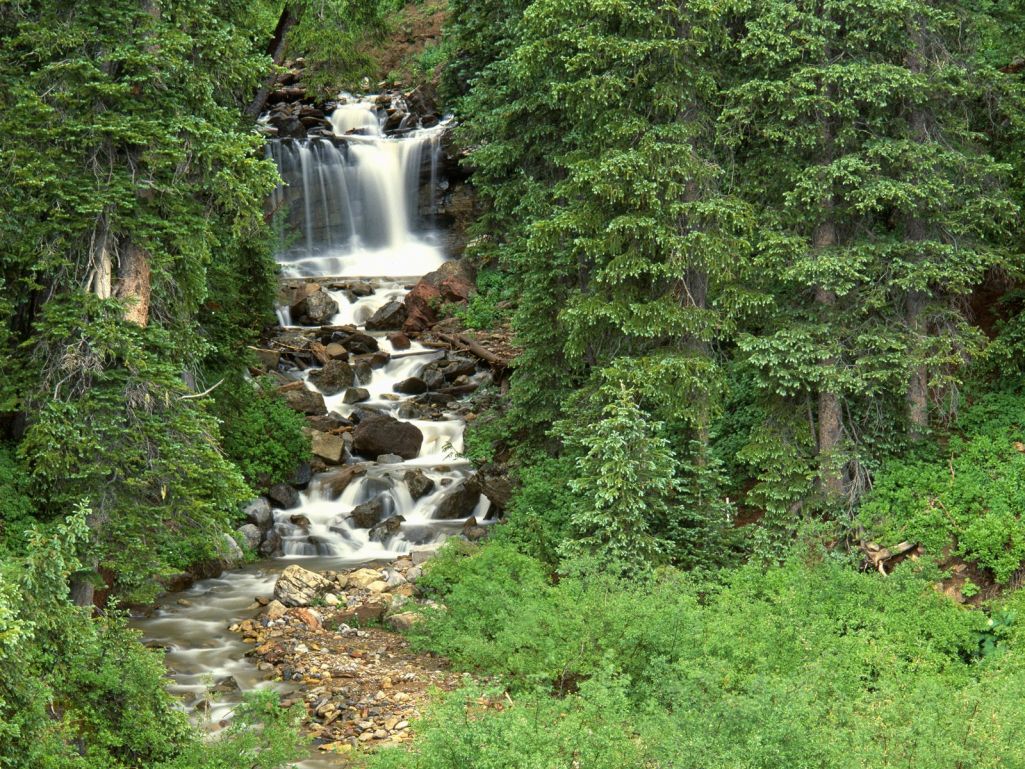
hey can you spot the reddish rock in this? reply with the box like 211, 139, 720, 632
387, 332, 411, 350
402, 260, 476, 332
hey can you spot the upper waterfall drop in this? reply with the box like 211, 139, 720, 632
268, 95, 448, 278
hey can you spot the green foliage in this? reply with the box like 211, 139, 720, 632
860, 389, 1025, 583
449, 268, 513, 330
388, 543, 1025, 769
0, 508, 304, 768
286, 0, 403, 93
215, 376, 310, 489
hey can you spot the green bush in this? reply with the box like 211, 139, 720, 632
380, 545, 1025, 769
215, 376, 310, 490
860, 390, 1025, 582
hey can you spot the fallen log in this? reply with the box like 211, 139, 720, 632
436, 332, 506, 366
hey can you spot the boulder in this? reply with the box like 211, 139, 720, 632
342, 387, 370, 404
419, 366, 446, 390
217, 533, 244, 569
291, 287, 339, 325
353, 360, 374, 384
365, 301, 408, 331
308, 360, 354, 395
264, 599, 288, 620
289, 514, 311, 528
349, 497, 385, 528
260, 529, 283, 557
348, 568, 383, 588
387, 332, 411, 350
352, 415, 423, 460
267, 483, 301, 509
404, 469, 435, 500
244, 497, 274, 530
273, 565, 332, 607
311, 431, 346, 464
281, 387, 327, 416
289, 462, 313, 489
324, 342, 348, 360
237, 524, 262, 551
434, 478, 482, 519
393, 376, 428, 395
462, 516, 488, 541
369, 515, 405, 543
386, 611, 424, 632
403, 260, 476, 332
339, 331, 378, 355
321, 464, 367, 498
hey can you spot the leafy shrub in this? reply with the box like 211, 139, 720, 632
379, 545, 1025, 769
859, 390, 1025, 582
0, 509, 305, 769
450, 268, 514, 330
215, 375, 310, 490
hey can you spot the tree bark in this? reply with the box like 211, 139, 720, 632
904, 20, 930, 438
245, 6, 298, 120
814, 225, 844, 499
115, 243, 151, 326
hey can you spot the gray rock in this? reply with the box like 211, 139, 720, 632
268, 483, 301, 509
309, 360, 354, 395
365, 300, 408, 331
353, 415, 423, 460
291, 288, 339, 325
311, 431, 346, 464
217, 533, 244, 568
281, 387, 327, 416
237, 524, 262, 551
349, 497, 385, 528
394, 376, 428, 395
377, 453, 403, 464
369, 515, 405, 543
244, 497, 273, 530
342, 387, 370, 404
339, 331, 378, 355
404, 469, 436, 500
434, 478, 482, 519
260, 528, 283, 557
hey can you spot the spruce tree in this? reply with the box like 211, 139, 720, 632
722, 0, 1018, 507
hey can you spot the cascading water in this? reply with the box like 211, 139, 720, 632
134, 94, 484, 765
268, 96, 447, 278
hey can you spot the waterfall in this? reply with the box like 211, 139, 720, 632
268, 97, 446, 278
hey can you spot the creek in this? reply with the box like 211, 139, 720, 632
132, 95, 481, 766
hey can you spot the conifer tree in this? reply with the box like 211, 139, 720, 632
722, 0, 1018, 505
0, 0, 279, 600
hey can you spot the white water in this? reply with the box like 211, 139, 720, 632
269, 97, 447, 278
134, 96, 485, 765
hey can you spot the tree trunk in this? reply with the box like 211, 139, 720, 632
245, 6, 299, 120
115, 243, 151, 327
904, 20, 930, 438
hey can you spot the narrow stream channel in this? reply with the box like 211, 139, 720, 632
132, 95, 479, 766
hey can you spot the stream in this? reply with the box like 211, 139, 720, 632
132, 95, 481, 766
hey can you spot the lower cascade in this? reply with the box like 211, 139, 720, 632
133, 93, 487, 765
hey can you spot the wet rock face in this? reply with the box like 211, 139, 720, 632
290, 285, 339, 325
352, 415, 424, 460
274, 564, 333, 607
308, 360, 354, 395
434, 478, 482, 519
349, 497, 386, 528
268, 483, 302, 509
365, 300, 407, 331
404, 469, 435, 500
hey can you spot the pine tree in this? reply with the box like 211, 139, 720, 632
0, 0, 280, 600
722, 0, 1019, 508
